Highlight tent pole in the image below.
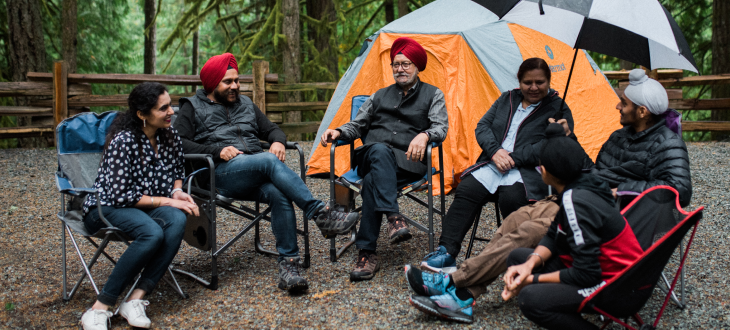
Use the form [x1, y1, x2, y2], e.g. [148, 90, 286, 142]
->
[555, 48, 580, 120]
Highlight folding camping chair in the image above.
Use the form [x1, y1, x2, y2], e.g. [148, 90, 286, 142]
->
[577, 186, 703, 330]
[55, 111, 186, 306]
[464, 202, 501, 258]
[171, 134, 311, 290]
[327, 95, 445, 261]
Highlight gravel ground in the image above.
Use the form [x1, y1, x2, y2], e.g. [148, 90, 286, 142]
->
[0, 141, 727, 329]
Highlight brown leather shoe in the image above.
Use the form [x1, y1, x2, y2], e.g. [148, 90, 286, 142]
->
[387, 214, 412, 244]
[350, 250, 380, 281]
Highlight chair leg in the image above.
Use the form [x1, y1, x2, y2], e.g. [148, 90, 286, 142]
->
[329, 228, 357, 262]
[163, 266, 188, 299]
[465, 209, 483, 259]
[62, 222, 69, 301]
[114, 275, 141, 315]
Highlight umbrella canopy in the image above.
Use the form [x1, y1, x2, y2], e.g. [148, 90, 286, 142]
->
[473, 0, 699, 73]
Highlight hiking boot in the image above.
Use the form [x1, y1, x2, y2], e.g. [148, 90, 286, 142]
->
[278, 257, 309, 292]
[420, 246, 457, 273]
[409, 285, 475, 323]
[350, 250, 380, 281]
[387, 214, 412, 244]
[119, 299, 151, 328]
[404, 264, 450, 296]
[80, 308, 113, 330]
[313, 202, 360, 238]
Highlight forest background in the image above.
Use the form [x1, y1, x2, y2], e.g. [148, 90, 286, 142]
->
[0, 0, 727, 147]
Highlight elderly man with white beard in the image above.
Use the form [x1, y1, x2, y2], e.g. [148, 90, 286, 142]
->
[321, 37, 449, 281]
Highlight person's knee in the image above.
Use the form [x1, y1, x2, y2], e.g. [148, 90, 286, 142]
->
[506, 248, 531, 267]
[142, 224, 165, 248]
[264, 186, 292, 207]
[518, 285, 544, 320]
[166, 208, 188, 235]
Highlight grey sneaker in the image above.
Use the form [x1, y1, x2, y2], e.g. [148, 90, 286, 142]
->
[314, 202, 360, 238]
[80, 309, 112, 330]
[278, 256, 309, 292]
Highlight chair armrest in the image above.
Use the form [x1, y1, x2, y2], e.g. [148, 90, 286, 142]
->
[259, 141, 300, 150]
[183, 154, 216, 196]
[335, 139, 354, 147]
[55, 172, 97, 196]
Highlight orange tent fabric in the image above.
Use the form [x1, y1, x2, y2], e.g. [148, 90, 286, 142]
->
[307, 24, 621, 195]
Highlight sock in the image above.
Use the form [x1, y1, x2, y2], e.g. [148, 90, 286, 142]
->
[455, 287, 473, 301]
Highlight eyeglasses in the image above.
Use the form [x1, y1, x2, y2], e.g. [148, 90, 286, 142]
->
[391, 61, 413, 70]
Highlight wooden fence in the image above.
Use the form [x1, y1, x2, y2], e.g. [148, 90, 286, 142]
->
[2, 64, 730, 144]
[604, 69, 730, 132]
[0, 60, 335, 143]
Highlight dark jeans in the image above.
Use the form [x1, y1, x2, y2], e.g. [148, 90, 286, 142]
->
[507, 248, 599, 330]
[214, 152, 324, 260]
[84, 206, 187, 306]
[438, 174, 530, 257]
[355, 143, 422, 251]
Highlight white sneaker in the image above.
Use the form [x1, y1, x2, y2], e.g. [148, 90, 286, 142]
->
[119, 299, 151, 328]
[81, 308, 113, 330]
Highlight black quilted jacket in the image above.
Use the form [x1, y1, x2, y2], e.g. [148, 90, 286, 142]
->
[591, 118, 692, 207]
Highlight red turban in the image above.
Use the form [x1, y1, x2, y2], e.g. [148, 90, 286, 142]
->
[390, 37, 427, 71]
[200, 53, 238, 93]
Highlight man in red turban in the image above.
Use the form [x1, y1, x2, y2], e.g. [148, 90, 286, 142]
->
[320, 37, 449, 282]
[175, 53, 355, 293]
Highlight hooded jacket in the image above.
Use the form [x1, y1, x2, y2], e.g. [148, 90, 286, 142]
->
[591, 114, 692, 207]
[462, 88, 579, 201]
[539, 174, 643, 288]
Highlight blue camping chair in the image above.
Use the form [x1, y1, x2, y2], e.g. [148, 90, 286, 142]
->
[327, 95, 446, 261]
[55, 111, 186, 309]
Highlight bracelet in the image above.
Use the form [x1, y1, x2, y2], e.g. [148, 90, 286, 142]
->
[532, 273, 540, 284]
[150, 197, 155, 208]
[170, 188, 183, 197]
[529, 252, 545, 268]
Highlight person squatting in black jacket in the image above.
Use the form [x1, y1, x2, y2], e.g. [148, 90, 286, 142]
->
[502, 123, 644, 330]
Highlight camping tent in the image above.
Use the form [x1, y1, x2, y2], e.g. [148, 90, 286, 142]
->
[306, 0, 621, 194]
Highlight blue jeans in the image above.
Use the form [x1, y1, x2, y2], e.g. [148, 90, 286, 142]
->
[214, 152, 323, 260]
[354, 143, 422, 251]
[84, 206, 187, 306]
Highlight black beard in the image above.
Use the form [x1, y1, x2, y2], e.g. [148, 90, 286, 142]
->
[213, 89, 239, 107]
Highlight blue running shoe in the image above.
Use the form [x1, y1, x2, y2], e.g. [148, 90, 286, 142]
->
[420, 246, 456, 273]
[409, 286, 474, 324]
[404, 264, 450, 296]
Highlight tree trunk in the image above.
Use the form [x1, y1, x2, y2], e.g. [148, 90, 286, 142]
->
[283, 0, 302, 140]
[711, 0, 730, 140]
[306, 0, 338, 80]
[7, 0, 49, 148]
[385, 0, 394, 23]
[397, 0, 409, 18]
[61, 0, 77, 73]
[192, 29, 199, 91]
[144, 0, 157, 74]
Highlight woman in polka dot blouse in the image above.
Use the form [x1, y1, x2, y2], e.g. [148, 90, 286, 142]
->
[80, 82, 198, 330]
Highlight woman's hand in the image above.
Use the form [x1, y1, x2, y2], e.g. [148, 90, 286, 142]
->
[163, 197, 199, 216]
[492, 149, 515, 173]
[172, 190, 195, 204]
[501, 263, 533, 301]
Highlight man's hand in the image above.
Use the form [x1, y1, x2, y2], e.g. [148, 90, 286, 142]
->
[320, 129, 341, 147]
[501, 263, 533, 301]
[406, 133, 429, 162]
[548, 118, 571, 136]
[269, 142, 286, 162]
[492, 149, 515, 173]
[220, 146, 243, 161]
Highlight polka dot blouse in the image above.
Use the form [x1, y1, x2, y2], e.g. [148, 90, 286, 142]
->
[83, 128, 185, 214]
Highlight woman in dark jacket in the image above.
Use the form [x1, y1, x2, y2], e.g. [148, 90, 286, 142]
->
[80, 82, 198, 330]
[502, 124, 643, 330]
[421, 57, 578, 273]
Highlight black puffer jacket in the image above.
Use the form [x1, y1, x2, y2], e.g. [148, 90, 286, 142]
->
[462, 88, 578, 201]
[591, 117, 692, 207]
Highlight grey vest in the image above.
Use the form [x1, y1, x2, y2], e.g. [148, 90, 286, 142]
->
[179, 89, 263, 154]
[357, 81, 436, 175]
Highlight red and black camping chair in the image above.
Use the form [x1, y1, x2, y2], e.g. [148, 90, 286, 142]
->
[577, 186, 703, 330]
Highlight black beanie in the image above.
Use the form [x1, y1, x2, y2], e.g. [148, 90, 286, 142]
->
[540, 123, 589, 183]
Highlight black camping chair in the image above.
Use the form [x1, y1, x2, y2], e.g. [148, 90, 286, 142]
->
[55, 111, 187, 310]
[577, 186, 703, 330]
[327, 95, 446, 261]
[170, 111, 310, 290]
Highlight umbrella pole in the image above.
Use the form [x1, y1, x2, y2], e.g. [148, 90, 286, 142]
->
[555, 48, 579, 120]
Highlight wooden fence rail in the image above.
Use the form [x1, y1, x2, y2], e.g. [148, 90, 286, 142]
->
[2, 65, 729, 144]
[0, 60, 336, 143]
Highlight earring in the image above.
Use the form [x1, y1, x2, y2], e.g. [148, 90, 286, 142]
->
[143, 119, 146, 127]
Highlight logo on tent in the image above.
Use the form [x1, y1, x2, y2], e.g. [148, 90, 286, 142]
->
[545, 45, 554, 59]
